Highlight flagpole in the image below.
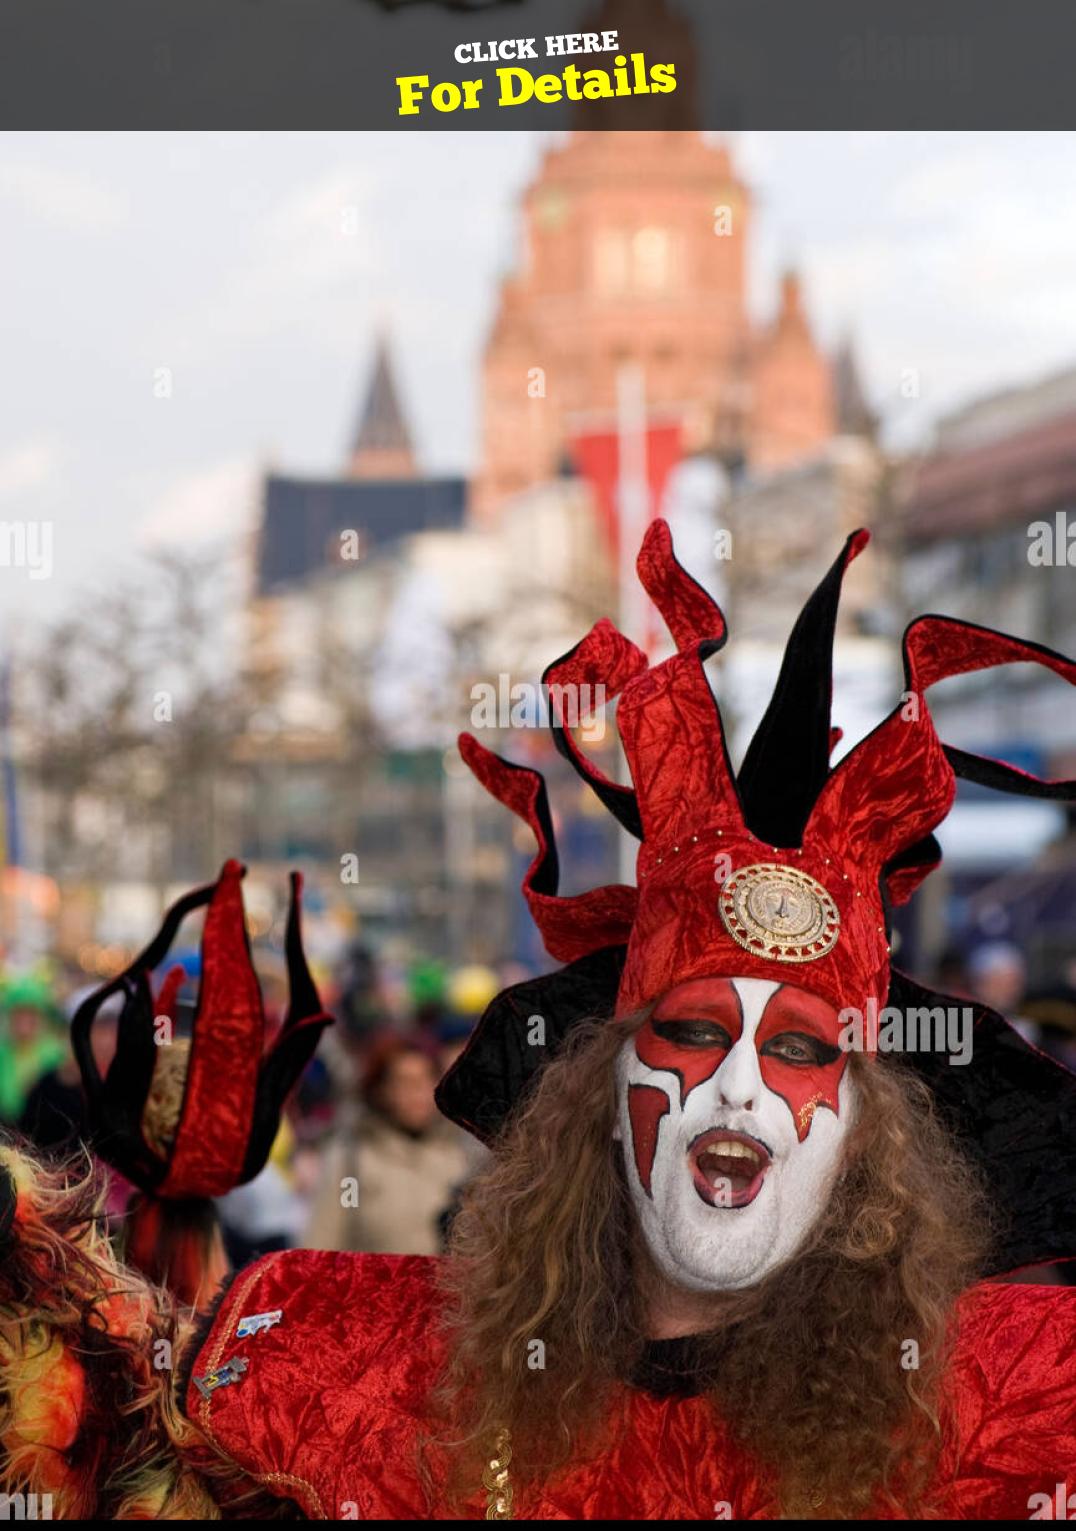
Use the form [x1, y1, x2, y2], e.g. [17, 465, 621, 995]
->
[616, 363, 647, 885]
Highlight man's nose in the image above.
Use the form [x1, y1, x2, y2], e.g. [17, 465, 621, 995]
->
[713, 1038, 761, 1112]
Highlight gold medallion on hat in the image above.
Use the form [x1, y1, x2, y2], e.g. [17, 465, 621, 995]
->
[718, 862, 839, 963]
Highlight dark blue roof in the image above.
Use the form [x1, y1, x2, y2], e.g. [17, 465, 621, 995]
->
[257, 473, 467, 594]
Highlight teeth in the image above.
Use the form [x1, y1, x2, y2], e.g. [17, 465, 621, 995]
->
[710, 1141, 758, 1161]
[695, 1138, 767, 1201]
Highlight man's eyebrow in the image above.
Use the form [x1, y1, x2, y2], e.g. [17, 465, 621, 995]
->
[655, 982, 744, 1019]
[767, 1010, 832, 1033]
[761, 987, 835, 1026]
[652, 1014, 731, 1028]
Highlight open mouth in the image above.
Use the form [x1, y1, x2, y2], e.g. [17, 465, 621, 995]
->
[688, 1128, 773, 1209]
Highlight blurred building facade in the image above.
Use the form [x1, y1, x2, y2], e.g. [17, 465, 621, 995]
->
[896, 366, 1076, 977]
[722, 434, 888, 645]
[238, 338, 618, 969]
[13, 130, 1076, 1013]
[471, 132, 836, 522]
[231, 133, 893, 979]
[898, 367, 1076, 773]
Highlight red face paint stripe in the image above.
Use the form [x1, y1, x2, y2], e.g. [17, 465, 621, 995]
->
[756, 987, 847, 1142]
[627, 1083, 670, 1197]
[637, 976, 742, 1106]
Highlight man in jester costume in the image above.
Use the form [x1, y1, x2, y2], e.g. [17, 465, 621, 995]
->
[1, 521, 1074, 1519]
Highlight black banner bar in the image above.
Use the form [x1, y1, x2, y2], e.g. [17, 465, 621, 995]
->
[1, 0, 1075, 129]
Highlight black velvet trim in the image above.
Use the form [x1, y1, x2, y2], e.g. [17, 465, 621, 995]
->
[101, 977, 167, 1190]
[73, 866, 332, 1201]
[434, 945, 625, 1144]
[240, 875, 332, 1183]
[887, 968, 1076, 1277]
[630, 1334, 723, 1398]
[884, 832, 941, 876]
[542, 637, 643, 839]
[737, 531, 864, 847]
[881, 830, 942, 898]
[240, 1016, 330, 1184]
[472, 744, 562, 897]
[945, 743, 1076, 799]
[284, 871, 320, 1023]
[71, 877, 222, 1194]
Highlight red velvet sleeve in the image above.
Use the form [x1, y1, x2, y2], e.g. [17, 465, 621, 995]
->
[182, 1247, 446, 1519]
[939, 1280, 1076, 1518]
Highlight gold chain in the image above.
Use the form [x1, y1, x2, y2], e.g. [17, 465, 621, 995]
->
[482, 1427, 513, 1519]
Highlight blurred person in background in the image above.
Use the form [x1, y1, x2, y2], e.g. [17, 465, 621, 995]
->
[335, 939, 386, 1048]
[215, 1114, 312, 1269]
[0, 974, 66, 1124]
[305, 1032, 469, 1255]
[934, 946, 971, 1000]
[408, 956, 449, 1039]
[966, 941, 1030, 1035]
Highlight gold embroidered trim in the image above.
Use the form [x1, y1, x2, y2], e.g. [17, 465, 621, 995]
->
[482, 1427, 513, 1519]
[193, 1253, 328, 1518]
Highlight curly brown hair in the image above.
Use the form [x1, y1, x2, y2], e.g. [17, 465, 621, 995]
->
[430, 1010, 992, 1518]
[0, 1138, 288, 1520]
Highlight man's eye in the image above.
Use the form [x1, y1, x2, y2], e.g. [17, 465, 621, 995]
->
[772, 1037, 810, 1062]
[761, 1032, 838, 1066]
[652, 1019, 732, 1048]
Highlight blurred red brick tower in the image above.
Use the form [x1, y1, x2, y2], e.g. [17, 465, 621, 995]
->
[748, 270, 836, 470]
[471, 133, 835, 525]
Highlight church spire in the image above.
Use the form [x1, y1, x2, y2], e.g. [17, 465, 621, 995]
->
[349, 336, 417, 479]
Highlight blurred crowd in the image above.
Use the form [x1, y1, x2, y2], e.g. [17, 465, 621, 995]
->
[0, 940, 508, 1266]
[2, 934, 1075, 1272]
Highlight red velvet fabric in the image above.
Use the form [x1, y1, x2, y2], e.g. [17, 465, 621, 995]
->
[615, 521, 950, 1017]
[542, 615, 648, 818]
[184, 1248, 1076, 1519]
[153, 964, 186, 1027]
[457, 731, 638, 962]
[460, 519, 1076, 1026]
[160, 861, 266, 1198]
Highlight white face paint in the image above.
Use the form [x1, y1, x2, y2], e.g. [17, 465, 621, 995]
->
[614, 976, 857, 1292]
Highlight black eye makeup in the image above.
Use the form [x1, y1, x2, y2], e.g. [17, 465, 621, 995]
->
[651, 1018, 733, 1049]
[759, 1032, 841, 1067]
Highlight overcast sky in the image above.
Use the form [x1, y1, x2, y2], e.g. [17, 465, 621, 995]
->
[3, 130, 1076, 627]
